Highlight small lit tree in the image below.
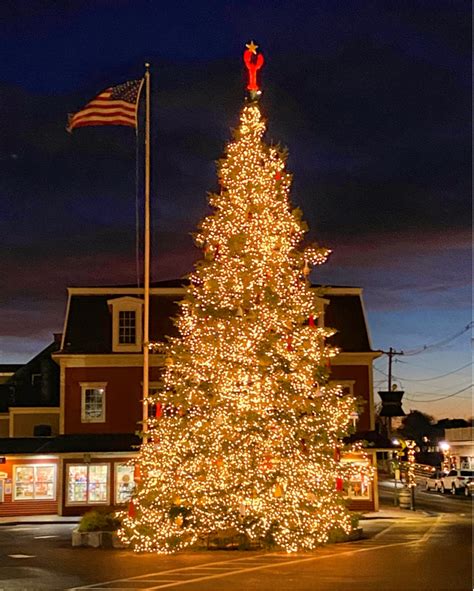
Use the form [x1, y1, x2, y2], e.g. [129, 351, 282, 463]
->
[119, 44, 363, 553]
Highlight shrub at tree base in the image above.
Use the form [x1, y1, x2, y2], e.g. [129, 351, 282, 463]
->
[78, 510, 121, 532]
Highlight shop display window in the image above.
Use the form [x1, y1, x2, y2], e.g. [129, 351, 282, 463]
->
[340, 458, 372, 500]
[67, 463, 109, 505]
[13, 464, 56, 501]
[115, 464, 136, 504]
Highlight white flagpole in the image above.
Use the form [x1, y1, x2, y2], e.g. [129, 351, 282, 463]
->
[142, 62, 151, 440]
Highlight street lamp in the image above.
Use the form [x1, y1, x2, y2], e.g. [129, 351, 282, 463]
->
[439, 441, 450, 472]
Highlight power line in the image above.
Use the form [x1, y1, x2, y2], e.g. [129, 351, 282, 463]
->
[402, 322, 473, 356]
[405, 384, 473, 403]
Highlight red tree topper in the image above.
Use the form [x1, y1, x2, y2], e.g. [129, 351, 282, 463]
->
[244, 41, 264, 92]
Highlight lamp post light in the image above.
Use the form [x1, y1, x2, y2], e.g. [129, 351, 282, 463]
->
[439, 441, 451, 472]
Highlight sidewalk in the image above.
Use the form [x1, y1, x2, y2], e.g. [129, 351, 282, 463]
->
[0, 514, 80, 526]
[360, 507, 429, 519]
[0, 505, 430, 527]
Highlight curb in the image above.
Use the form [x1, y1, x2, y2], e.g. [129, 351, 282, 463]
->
[0, 520, 79, 526]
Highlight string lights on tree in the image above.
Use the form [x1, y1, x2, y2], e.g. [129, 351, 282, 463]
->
[117, 43, 372, 554]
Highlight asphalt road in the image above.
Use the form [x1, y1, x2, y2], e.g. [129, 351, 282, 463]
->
[0, 491, 471, 591]
[379, 480, 473, 514]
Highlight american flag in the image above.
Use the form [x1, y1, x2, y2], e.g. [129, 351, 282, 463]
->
[67, 79, 142, 132]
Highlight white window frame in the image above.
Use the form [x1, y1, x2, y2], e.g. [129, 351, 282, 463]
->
[80, 382, 107, 423]
[107, 297, 143, 353]
[66, 463, 110, 506]
[13, 464, 57, 501]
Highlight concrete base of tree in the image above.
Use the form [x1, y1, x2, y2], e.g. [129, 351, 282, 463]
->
[72, 529, 127, 548]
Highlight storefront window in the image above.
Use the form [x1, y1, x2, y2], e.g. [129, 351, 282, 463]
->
[67, 464, 109, 505]
[341, 458, 372, 500]
[343, 473, 371, 499]
[13, 465, 56, 501]
[115, 464, 136, 504]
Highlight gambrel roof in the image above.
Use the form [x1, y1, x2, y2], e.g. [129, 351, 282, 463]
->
[59, 281, 374, 354]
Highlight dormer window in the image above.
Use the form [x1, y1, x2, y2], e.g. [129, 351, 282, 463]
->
[119, 310, 136, 344]
[107, 296, 143, 353]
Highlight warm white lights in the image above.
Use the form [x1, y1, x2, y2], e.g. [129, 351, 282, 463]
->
[117, 101, 371, 553]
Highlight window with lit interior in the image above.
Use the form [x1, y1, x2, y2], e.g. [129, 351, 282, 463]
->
[67, 463, 110, 504]
[13, 464, 56, 501]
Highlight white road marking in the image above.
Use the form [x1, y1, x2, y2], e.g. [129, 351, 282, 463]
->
[2, 526, 40, 532]
[34, 534, 59, 539]
[8, 554, 36, 558]
[67, 539, 426, 590]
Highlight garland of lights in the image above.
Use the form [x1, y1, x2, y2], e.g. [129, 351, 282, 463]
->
[117, 44, 373, 554]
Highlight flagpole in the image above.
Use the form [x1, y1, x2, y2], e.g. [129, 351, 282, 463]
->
[142, 62, 151, 440]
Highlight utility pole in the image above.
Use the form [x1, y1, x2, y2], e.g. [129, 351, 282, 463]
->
[377, 346, 405, 506]
[378, 347, 404, 439]
[385, 346, 404, 392]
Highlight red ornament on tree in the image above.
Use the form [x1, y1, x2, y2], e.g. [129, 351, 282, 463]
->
[286, 335, 293, 351]
[134, 464, 141, 483]
[128, 500, 136, 517]
[275, 171, 282, 180]
[336, 477, 344, 492]
[308, 314, 316, 328]
[243, 41, 264, 92]
[155, 402, 163, 418]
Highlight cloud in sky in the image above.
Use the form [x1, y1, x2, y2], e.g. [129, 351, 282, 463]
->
[1, 1, 470, 417]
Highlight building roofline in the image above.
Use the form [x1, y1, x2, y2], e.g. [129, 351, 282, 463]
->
[66, 285, 363, 297]
[67, 287, 185, 296]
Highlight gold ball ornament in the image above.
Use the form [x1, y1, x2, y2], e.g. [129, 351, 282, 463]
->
[273, 483, 284, 498]
[175, 515, 184, 527]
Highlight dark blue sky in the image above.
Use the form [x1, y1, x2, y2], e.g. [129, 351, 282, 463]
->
[1, 1, 471, 418]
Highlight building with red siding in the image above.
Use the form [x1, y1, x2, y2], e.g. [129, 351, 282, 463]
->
[0, 280, 381, 516]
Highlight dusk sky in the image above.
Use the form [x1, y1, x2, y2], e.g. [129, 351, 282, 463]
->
[1, 1, 471, 419]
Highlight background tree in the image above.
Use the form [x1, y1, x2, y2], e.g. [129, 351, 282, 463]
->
[397, 410, 435, 446]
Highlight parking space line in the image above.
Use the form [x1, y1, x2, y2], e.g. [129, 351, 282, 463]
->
[68, 539, 429, 590]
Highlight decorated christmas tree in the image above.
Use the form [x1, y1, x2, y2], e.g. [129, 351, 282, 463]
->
[118, 43, 367, 553]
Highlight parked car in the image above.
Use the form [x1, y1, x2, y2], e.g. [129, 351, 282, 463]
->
[438, 469, 474, 495]
[464, 480, 474, 497]
[424, 473, 442, 492]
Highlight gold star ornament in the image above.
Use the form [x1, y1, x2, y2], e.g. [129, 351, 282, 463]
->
[246, 40, 258, 54]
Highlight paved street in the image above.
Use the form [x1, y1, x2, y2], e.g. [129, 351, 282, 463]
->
[0, 489, 471, 591]
[379, 480, 473, 514]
